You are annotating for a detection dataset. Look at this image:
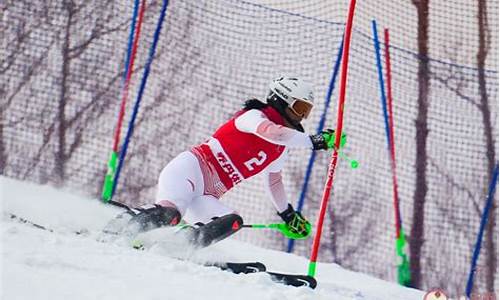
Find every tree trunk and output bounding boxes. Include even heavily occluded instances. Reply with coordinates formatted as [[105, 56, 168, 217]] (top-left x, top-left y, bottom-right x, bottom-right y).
[[476, 0, 496, 293], [54, 1, 73, 186], [0, 108, 6, 174], [410, 0, 430, 289], [329, 207, 338, 263]]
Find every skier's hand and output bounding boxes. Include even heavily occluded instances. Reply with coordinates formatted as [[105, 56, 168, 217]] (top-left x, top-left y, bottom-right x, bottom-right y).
[[277, 204, 311, 238], [309, 129, 346, 150]]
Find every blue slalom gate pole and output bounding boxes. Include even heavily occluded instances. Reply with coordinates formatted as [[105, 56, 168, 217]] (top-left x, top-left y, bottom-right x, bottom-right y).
[[122, 0, 140, 83], [101, 0, 145, 202], [373, 20, 410, 286], [287, 36, 344, 253], [465, 163, 499, 297], [112, 0, 170, 199], [371, 20, 390, 146]]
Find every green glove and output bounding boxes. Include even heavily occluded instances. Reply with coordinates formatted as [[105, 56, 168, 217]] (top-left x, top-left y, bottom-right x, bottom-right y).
[[310, 129, 347, 150], [278, 204, 312, 238], [323, 129, 347, 149]]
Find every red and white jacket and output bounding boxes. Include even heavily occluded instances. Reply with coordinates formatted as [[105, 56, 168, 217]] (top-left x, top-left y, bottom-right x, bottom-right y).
[[190, 106, 312, 212]]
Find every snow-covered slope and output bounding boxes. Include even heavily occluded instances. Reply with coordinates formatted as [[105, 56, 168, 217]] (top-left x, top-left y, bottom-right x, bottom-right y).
[[0, 177, 425, 300]]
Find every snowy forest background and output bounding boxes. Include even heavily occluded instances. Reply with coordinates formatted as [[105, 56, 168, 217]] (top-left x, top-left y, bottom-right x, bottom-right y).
[[1, 0, 498, 297]]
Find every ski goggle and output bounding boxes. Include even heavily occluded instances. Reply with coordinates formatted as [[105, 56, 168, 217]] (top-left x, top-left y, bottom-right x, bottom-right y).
[[289, 98, 314, 119]]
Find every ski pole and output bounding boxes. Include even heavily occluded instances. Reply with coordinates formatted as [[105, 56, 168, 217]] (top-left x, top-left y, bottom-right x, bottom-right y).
[[325, 131, 359, 169], [242, 223, 311, 240], [171, 222, 311, 240], [333, 147, 359, 169]]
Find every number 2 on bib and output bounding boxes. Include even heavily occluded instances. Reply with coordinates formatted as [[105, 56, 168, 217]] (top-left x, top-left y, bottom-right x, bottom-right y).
[[244, 151, 267, 171]]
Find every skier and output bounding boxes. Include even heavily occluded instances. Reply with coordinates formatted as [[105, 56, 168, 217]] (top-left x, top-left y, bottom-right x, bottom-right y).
[[113, 76, 341, 248]]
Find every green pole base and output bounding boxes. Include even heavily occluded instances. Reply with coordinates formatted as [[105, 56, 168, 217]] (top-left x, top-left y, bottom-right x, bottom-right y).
[[398, 259, 411, 286], [101, 151, 118, 202], [308, 261, 317, 277], [396, 228, 412, 286]]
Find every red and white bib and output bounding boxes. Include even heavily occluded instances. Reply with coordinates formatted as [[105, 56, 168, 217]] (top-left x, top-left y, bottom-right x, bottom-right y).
[[191, 106, 286, 197]]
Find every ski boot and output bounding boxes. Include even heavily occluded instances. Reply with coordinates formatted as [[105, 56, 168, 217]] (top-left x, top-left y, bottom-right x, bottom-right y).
[[103, 204, 181, 238], [184, 214, 243, 248]]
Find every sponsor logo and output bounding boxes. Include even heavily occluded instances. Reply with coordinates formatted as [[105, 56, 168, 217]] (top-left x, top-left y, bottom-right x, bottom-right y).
[[424, 266, 497, 300], [216, 152, 242, 184], [278, 81, 292, 92], [273, 87, 289, 99], [423, 289, 448, 300], [424, 289, 497, 300]]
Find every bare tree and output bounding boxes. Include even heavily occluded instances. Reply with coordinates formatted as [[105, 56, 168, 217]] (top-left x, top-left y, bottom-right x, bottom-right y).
[[0, 1, 54, 174], [329, 188, 371, 265], [2, 0, 129, 188], [476, 0, 497, 292], [53, 0, 127, 186], [410, 0, 430, 289], [110, 7, 205, 205], [426, 0, 497, 293]]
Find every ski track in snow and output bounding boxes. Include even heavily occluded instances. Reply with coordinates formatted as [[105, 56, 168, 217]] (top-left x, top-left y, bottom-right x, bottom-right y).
[[1, 177, 425, 300]]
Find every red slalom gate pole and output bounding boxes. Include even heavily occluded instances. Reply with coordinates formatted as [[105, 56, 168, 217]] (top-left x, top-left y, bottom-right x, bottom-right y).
[[384, 28, 411, 286], [384, 28, 402, 238], [308, 0, 357, 277], [112, 0, 146, 153], [102, 0, 147, 202]]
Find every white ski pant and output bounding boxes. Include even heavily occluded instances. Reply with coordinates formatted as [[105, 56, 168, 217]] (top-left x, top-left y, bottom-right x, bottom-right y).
[[156, 151, 235, 224]]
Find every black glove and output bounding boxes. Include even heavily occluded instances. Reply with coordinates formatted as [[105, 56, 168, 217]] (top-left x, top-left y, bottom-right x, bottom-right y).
[[277, 204, 311, 238], [309, 129, 346, 150]]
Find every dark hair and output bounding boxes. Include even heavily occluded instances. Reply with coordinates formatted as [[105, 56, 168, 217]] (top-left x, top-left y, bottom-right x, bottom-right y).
[[242, 96, 305, 132], [266, 94, 305, 132], [243, 99, 268, 110]]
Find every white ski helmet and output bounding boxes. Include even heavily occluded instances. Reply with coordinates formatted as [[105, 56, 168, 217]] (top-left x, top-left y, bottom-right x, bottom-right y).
[[268, 76, 314, 119]]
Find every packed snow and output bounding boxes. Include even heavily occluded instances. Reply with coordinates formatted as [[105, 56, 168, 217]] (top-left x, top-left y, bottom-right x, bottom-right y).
[[1, 177, 425, 300]]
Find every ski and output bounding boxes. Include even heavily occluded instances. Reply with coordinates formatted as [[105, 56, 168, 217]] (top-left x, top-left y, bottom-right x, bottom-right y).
[[184, 259, 317, 289], [209, 261, 266, 274], [5, 213, 88, 235], [132, 239, 315, 288], [7, 212, 317, 288], [267, 272, 317, 289], [204, 258, 317, 288], [6, 213, 53, 232]]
